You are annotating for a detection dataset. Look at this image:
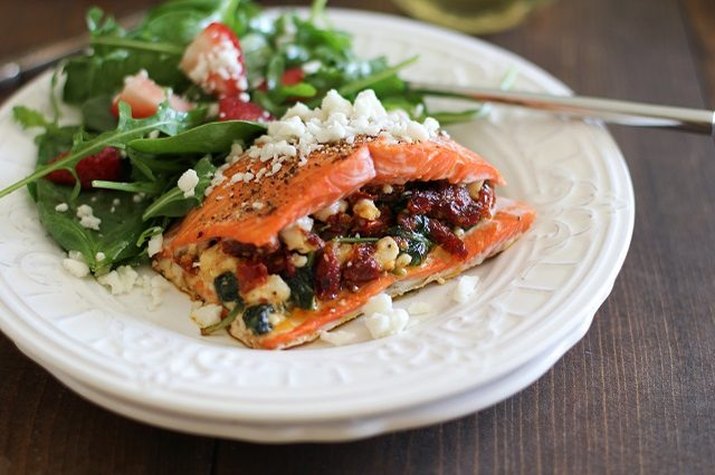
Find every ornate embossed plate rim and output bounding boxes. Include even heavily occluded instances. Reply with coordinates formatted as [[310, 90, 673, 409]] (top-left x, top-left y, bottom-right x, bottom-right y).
[[0, 9, 634, 423]]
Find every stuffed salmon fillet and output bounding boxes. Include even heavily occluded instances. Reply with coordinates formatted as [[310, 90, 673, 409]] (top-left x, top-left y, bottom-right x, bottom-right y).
[[153, 90, 535, 349]]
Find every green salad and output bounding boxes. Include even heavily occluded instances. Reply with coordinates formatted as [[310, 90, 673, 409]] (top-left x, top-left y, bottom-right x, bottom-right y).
[[1, 0, 487, 276]]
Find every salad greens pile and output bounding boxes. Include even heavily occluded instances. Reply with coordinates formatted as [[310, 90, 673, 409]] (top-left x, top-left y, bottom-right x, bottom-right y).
[[1, 0, 485, 276]]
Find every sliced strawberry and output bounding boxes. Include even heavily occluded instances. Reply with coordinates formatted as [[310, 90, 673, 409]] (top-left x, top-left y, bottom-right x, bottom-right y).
[[218, 96, 272, 122], [281, 67, 305, 86], [46, 147, 123, 190], [111, 70, 193, 119], [180, 22, 247, 97], [257, 67, 306, 92]]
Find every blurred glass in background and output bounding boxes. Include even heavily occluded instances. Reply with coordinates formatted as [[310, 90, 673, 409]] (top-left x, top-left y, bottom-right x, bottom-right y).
[[391, 0, 554, 34]]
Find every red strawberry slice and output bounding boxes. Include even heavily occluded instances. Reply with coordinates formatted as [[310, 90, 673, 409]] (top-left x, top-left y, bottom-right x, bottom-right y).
[[257, 67, 306, 91], [281, 67, 305, 86], [46, 147, 123, 190], [112, 70, 193, 118], [218, 96, 272, 122], [180, 22, 247, 97]]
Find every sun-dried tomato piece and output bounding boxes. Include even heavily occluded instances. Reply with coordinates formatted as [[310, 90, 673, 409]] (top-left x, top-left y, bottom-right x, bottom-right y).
[[352, 204, 393, 237], [236, 261, 268, 293], [342, 244, 381, 291], [407, 181, 492, 228], [221, 240, 280, 258], [427, 218, 467, 258], [314, 244, 341, 300], [320, 212, 354, 239]]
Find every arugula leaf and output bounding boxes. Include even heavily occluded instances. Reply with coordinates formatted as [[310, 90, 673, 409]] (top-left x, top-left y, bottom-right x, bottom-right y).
[[129, 120, 266, 155], [0, 102, 203, 199], [13, 106, 54, 130]]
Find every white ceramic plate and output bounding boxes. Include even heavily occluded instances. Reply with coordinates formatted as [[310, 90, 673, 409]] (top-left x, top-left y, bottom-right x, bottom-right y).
[[0, 9, 634, 441]]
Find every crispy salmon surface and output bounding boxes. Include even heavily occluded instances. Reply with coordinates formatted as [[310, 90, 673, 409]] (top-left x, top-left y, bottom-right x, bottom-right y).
[[368, 136, 505, 186], [168, 135, 504, 251], [169, 141, 376, 250]]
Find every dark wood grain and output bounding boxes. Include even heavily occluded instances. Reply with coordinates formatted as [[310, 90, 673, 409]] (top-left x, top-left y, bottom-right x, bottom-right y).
[[1, 0, 714, 473]]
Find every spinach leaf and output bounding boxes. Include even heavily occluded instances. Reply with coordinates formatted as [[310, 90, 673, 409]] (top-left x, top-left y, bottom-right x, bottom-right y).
[[80, 94, 118, 132], [129, 120, 266, 155], [286, 253, 316, 310], [390, 217, 433, 266], [214, 272, 240, 302], [63, 50, 188, 105], [34, 180, 155, 274], [142, 156, 216, 219], [243, 304, 273, 335]]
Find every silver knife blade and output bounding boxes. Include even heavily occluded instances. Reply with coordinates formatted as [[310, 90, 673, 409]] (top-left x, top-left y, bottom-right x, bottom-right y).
[[410, 82, 715, 137]]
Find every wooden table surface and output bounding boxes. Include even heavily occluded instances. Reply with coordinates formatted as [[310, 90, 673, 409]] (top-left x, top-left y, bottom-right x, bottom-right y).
[[1, 0, 713, 473]]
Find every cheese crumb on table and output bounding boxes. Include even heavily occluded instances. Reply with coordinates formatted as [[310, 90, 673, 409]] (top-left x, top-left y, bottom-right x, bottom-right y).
[[365, 308, 409, 339], [190, 302, 223, 328], [452, 275, 480, 303], [62, 251, 90, 278], [97, 265, 139, 295], [361, 293, 410, 339]]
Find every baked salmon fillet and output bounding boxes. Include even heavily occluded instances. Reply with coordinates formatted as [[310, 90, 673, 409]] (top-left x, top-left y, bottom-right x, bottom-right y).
[[153, 90, 535, 349]]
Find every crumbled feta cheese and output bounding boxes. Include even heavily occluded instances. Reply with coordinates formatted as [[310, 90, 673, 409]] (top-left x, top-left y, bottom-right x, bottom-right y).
[[148, 130, 160, 139], [302, 60, 322, 75], [319, 329, 357, 346], [183, 37, 245, 94], [280, 216, 315, 253], [362, 293, 393, 316], [290, 253, 308, 268], [467, 181, 484, 200], [243, 274, 291, 305], [97, 265, 139, 295], [312, 199, 348, 221], [395, 253, 413, 269], [112, 198, 121, 206], [146, 275, 166, 309], [178, 169, 200, 198], [95, 252, 106, 262], [374, 237, 399, 271], [76, 204, 101, 231], [365, 308, 409, 339], [241, 89, 441, 181], [62, 251, 90, 278], [55, 202, 68, 212], [353, 198, 381, 220], [132, 193, 145, 203], [190, 302, 223, 328], [453, 275, 480, 303], [147, 233, 164, 257]]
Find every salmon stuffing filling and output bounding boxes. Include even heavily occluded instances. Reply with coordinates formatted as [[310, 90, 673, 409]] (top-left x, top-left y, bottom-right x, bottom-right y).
[[161, 179, 496, 337]]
